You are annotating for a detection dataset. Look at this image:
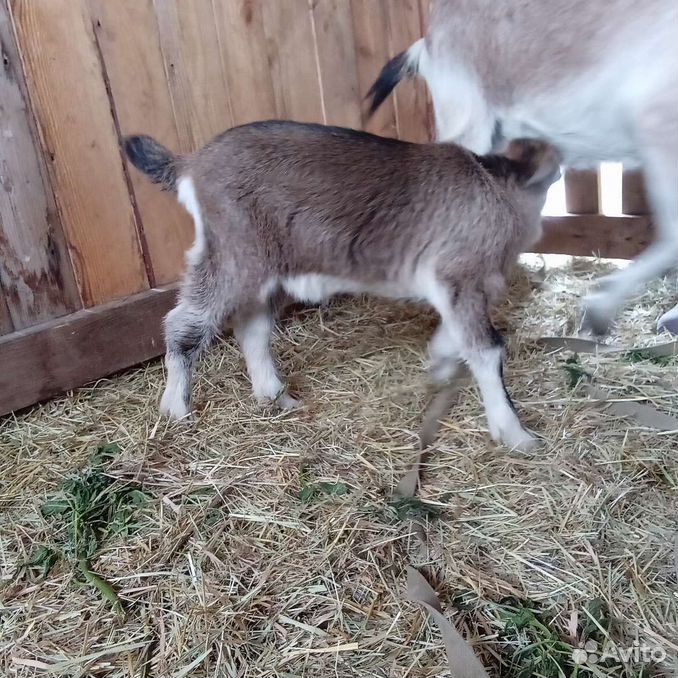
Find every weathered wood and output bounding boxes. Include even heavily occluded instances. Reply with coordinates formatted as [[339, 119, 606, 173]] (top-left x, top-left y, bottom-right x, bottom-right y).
[[88, 0, 193, 285], [154, 0, 234, 149], [535, 215, 653, 259], [311, 0, 362, 129], [10, 0, 148, 306], [0, 0, 81, 328], [564, 169, 600, 214], [212, 0, 277, 125], [260, 0, 325, 123], [418, 0, 435, 139], [350, 0, 398, 137], [0, 287, 176, 416], [385, 0, 428, 142], [0, 290, 13, 335], [621, 169, 650, 215]]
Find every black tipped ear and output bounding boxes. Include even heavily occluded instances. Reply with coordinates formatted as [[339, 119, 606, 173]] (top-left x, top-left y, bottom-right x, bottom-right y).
[[504, 139, 562, 187]]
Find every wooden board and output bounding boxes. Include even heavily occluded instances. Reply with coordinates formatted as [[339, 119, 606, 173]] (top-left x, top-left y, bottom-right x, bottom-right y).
[[536, 215, 653, 259], [622, 169, 649, 215], [0, 0, 81, 328], [260, 0, 325, 123], [10, 0, 148, 306], [154, 0, 234, 149], [0, 287, 176, 416], [418, 0, 435, 139], [311, 0, 362, 129], [0, 291, 13, 335], [212, 0, 277, 125], [88, 0, 193, 285], [350, 0, 397, 137], [385, 0, 428, 142], [564, 169, 600, 214]]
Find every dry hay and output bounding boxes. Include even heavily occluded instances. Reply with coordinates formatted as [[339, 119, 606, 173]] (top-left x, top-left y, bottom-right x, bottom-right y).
[[1, 257, 676, 678]]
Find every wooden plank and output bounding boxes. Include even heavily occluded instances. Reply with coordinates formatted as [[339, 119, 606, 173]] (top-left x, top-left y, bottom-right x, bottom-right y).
[[260, 0, 325, 123], [350, 0, 397, 138], [0, 0, 81, 328], [621, 169, 649, 215], [0, 287, 176, 416], [310, 0, 362, 129], [154, 0, 234, 149], [535, 215, 653, 259], [0, 290, 13, 335], [88, 0, 193, 285], [10, 0, 148, 306], [212, 0, 277, 125], [564, 169, 600, 214], [418, 0, 435, 139], [385, 0, 428, 142]]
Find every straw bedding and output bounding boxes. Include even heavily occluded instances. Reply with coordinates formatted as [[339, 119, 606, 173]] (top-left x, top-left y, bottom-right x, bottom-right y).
[[1, 256, 676, 677]]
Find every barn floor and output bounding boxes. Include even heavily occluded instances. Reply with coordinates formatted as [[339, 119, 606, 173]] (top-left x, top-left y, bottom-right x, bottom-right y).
[[1, 257, 677, 678]]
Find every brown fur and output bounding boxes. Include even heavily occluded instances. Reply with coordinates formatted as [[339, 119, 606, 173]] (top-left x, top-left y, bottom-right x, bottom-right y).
[[125, 120, 560, 450]]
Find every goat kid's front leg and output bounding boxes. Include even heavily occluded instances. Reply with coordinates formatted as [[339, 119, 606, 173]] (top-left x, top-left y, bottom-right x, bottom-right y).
[[234, 310, 299, 410], [435, 300, 538, 452], [464, 337, 539, 452]]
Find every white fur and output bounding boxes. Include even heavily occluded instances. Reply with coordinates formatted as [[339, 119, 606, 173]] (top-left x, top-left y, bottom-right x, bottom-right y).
[[177, 176, 205, 266], [467, 346, 538, 452], [657, 303, 678, 335], [160, 353, 191, 420], [405, 7, 677, 331], [234, 312, 299, 409]]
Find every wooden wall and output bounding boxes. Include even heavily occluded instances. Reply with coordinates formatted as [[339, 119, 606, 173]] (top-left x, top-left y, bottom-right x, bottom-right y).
[[0, 0, 653, 415], [0, 0, 430, 338]]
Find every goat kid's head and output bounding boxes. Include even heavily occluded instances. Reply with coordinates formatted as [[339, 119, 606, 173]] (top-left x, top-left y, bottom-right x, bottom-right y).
[[502, 139, 562, 190], [485, 138, 562, 248]]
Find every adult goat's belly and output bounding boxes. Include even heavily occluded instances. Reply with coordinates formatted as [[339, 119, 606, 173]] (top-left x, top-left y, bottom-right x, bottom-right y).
[[500, 44, 675, 167]]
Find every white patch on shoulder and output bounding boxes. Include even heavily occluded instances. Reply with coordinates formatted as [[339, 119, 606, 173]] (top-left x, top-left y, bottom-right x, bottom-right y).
[[177, 176, 205, 265]]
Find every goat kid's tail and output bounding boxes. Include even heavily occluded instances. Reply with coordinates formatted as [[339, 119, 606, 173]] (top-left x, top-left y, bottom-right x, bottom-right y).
[[366, 38, 424, 116], [124, 135, 178, 192]]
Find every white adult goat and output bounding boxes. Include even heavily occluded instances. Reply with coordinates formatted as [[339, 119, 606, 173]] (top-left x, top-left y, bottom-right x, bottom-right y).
[[368, 0, 678, 334]]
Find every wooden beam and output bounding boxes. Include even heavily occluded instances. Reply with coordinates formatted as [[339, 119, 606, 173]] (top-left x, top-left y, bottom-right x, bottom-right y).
[[534, 215, 653, 259], [0, 287, 176, 416]]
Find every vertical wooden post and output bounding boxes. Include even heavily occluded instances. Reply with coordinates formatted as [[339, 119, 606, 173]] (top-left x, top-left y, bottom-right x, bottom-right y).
[[564, 169, 600, 214], [621, 169, 649, 215]]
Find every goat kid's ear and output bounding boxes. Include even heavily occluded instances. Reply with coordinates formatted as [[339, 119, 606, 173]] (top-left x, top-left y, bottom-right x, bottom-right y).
[[504, 139, 562, 187]]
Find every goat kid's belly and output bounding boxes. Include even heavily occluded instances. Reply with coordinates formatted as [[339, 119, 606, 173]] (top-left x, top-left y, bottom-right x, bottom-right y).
[[276, 273, 436, 306]]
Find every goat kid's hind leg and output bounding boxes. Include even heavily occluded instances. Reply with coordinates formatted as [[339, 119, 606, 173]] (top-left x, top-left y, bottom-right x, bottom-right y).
[[161, 297, 221, 420], [233, 309, 299, 410]]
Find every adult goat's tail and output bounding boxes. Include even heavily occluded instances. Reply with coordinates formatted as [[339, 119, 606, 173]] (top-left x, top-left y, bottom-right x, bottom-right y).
[[124, 135, 178, 192], [366, 38, 425, 116]]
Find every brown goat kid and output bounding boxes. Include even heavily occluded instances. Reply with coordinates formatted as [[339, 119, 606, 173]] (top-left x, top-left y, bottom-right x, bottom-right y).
[[125, 121, 560, 451]]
